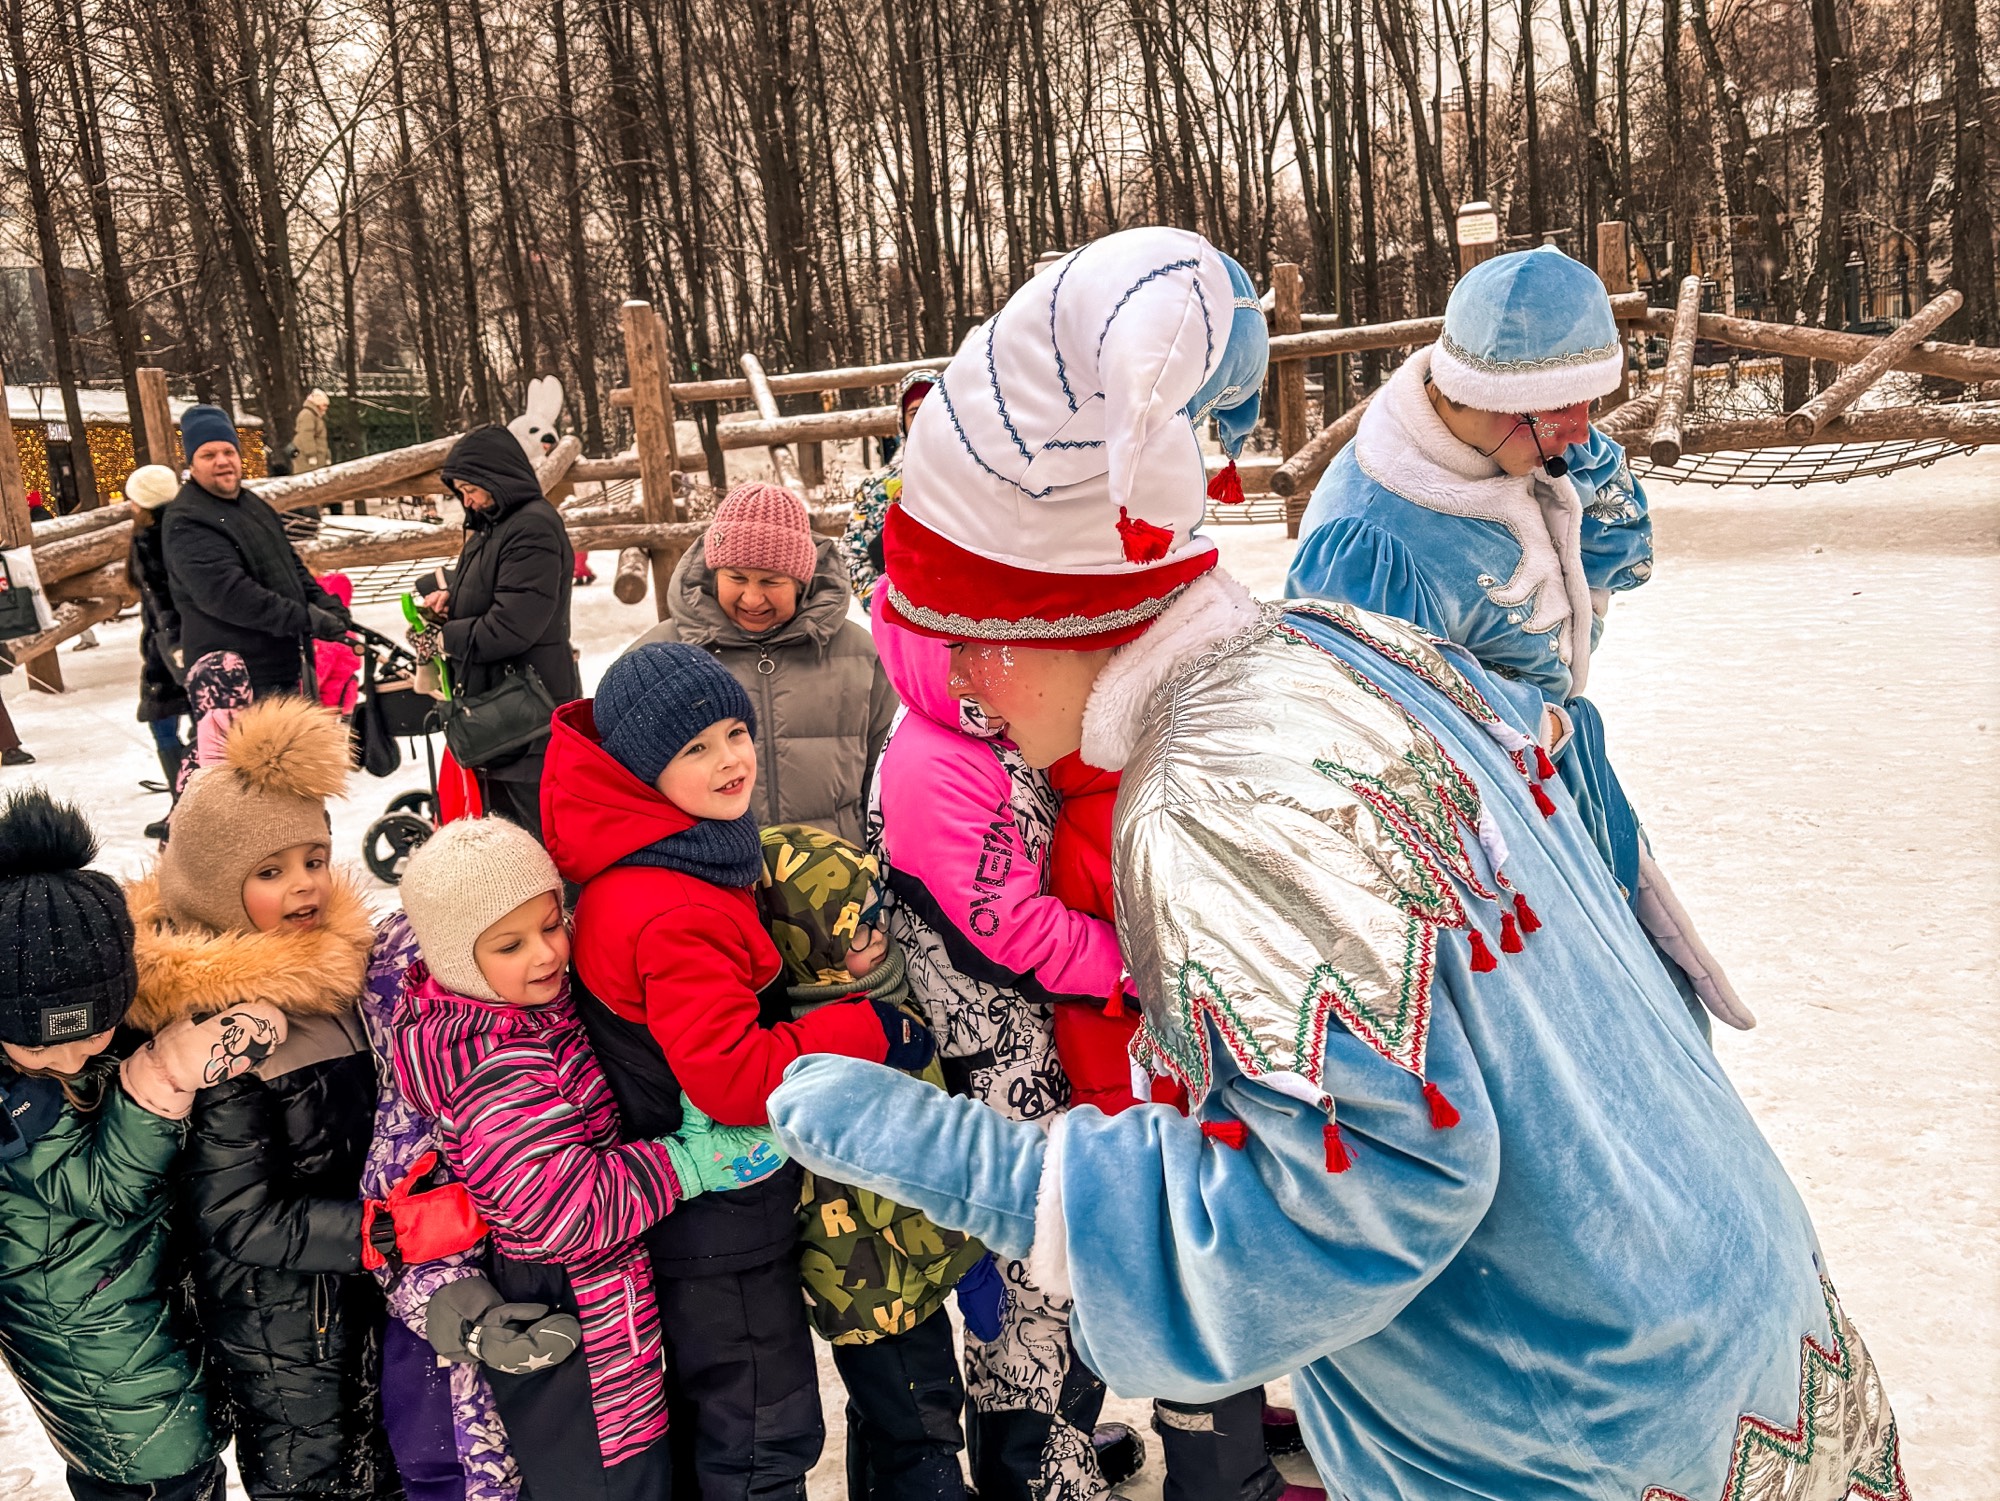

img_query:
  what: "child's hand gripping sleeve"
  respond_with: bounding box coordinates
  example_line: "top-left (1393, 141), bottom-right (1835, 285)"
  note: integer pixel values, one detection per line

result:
top-left (121, 1003), bottom-right (288, 1119)
top-left (362, 1150), bottom-right (490, 1273)
top-left (768, 1054), bottom-right (1047, 1258)
top-left (662, 1092), bottom-right (789, 1196)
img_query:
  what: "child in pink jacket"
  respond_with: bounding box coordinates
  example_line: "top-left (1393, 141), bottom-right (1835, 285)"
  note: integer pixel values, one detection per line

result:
top-left (867, 593), bottom-right (1136, 1501)
top-left (389, 817), bottom-right (785, 1501)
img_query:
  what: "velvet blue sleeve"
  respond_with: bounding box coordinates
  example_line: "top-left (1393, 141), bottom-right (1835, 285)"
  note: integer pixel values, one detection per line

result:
top-left (1056, 1000), bottom-right (1499, 1402)
top-left (1571, 427), bottom-right (1654, 594)
top-left (1285, 515), bottom-right (1452, 638)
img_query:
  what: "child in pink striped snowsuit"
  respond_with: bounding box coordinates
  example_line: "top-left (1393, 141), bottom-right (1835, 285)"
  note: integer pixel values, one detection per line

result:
top-left (389, 817), bottom-right (787, 1501)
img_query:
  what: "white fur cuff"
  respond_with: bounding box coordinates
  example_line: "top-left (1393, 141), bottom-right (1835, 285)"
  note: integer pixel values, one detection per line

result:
top-left (1024, 1114), bottom-right (1072, 1301)
top-left (1428, 342), bottom-right (1624, 414)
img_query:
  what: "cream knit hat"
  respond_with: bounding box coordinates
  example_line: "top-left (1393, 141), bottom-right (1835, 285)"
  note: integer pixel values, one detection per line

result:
top-left (399, 818), bottom-right (563, 1001)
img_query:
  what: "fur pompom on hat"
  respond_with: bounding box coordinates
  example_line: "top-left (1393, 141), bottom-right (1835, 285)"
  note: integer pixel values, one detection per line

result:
top-left (157, 696), bottom-right (350, 935)
top-left (399, 818), bottom-right (563, 1002)
top-left (704, 482), bottom-right (816, 586)
top-left (0, 789), bottom-right (135, 1047)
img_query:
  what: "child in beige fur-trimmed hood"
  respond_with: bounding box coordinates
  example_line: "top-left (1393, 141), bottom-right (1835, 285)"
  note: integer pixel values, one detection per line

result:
top-left (127, 695), bottom-right (404, 1501)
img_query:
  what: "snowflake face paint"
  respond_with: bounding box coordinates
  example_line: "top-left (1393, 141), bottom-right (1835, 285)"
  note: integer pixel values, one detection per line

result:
top-left (946, 642), bottom-right (1113, 769)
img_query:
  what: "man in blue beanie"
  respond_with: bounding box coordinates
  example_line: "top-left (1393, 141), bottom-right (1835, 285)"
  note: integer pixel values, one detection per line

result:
top-left (162, 403), bottom-right (352, 699)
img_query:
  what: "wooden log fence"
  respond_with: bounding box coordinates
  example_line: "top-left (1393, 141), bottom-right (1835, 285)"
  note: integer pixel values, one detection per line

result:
top-left (1649, 277), bottom-right (1707, 466)
top-left (1783, 291), bottom-right (1962, 439)
top-left (739, 353), bottom-right (807, 493)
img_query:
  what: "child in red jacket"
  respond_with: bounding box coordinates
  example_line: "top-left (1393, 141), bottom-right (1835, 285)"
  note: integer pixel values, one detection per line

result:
top-left (543, 641), bottom-right (934, 1501)
top-left (1044, 751), bottom-right (1318, 1501)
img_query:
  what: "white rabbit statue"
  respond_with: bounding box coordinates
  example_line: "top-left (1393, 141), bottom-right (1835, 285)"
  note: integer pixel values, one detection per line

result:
top-left (507, 376), bottom-right (565, 463)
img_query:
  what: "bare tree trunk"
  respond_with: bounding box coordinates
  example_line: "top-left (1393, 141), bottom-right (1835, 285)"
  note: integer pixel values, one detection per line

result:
top-left (384, 0), bottom-right (448, 426)
top-left (552, 0), bottom-right (604, 451)
top-left (1523, 0), bottom-right (1545, 238)
top-left (435, 0), bottom-right (493, 421)
top-left (55, 0), bottom-right (145, 463)
top-left (6, 0), bottom-right (99, 507)
top-left (466, 0), bottom-right (537, 382)
top-left (1940, 0), bottom-right (1997, 344)
top-left (1352, 0), bottom-right (1384, 382)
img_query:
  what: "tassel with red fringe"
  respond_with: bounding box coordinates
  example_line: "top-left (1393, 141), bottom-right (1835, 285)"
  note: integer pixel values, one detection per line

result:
top-left (1535, 745), bottom-right (1558, 781)
top-left (1468, 928), bottom-right (1498, 972)
top-left (1323, 1122), bottom-right (1353, 1173)
top-left (1206, 459), bottom-right (1246, 506)
top-left (1202, 1120), bottom-right (1249, 1150)
top-left (1531, 782), bottom-right (1557, 818)
top-left (1514, 892), bottom-right (1542, 933)
top-left (1116, 506), bottom-right (1175, 564)
top-left (1104, 977), bottom-right (1128, 1019)
top-left (1423, 1080), bottom-right (1461, 1130)
top-left (1499, 911), bottom-right (1523, 954)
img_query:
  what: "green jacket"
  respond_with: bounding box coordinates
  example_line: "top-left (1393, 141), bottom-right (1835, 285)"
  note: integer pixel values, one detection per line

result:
top-left (0, 1072), bottom-right (219, 1482)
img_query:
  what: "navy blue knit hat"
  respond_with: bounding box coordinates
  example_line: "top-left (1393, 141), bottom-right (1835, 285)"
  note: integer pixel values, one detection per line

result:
top-left (596, 642), bottom-right (756, 787)
top-left (179, 404), bottom-right (240, 463)
top-left (0, 790), bottom-right (135, 1048)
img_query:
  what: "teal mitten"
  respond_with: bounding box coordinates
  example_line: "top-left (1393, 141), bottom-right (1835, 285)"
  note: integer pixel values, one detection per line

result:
top-left (768, 1055), bottom-right (1045, 1257)
top-left (663, 1094), bottom-right (788, 1196)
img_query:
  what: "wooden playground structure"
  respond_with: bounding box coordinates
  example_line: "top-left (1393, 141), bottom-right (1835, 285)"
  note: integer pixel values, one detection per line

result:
top-left (3, 221), bottom-right (1996, 695)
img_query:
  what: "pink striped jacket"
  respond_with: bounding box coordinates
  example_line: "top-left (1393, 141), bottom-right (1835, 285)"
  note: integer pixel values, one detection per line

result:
top-left (390, 966), bottom-right (681, 1467)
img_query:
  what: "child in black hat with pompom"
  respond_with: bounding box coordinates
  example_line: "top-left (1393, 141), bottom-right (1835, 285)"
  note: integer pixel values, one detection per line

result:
top-left (0, 786), bottom-right (287, 1501)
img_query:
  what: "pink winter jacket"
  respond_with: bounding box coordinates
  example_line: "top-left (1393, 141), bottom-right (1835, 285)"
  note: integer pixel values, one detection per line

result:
top-left (870, 592), bottom-right (1122, 1009)
top-left (391, 967), bottom-right (679, 1467)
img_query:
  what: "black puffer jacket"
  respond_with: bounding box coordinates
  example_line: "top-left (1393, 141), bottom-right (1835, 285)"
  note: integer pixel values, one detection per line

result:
top-left (160, 479), bottom-right (345, 697)
top-left (129, 518), bottom-right (189, 723)
top-left (128, 869), bottom-right (397, 1501)
top-left (439, 427), bottom-right (578, 783)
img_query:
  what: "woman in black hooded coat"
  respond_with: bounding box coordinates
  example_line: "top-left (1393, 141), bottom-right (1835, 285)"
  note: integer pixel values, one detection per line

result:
top-left (417, 427), bottom-right (578, 838)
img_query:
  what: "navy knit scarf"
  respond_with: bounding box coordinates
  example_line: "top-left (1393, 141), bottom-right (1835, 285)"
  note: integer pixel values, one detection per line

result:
top-left (617, 811), bottom-right (765, 888)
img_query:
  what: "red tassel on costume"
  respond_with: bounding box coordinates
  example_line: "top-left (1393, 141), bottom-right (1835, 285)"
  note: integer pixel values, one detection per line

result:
top-left (1423, 1080), bottom-right (1462, 1130)
top-left (1202, 1120), bottom-right (1250, 1150)
top-left (1104, 977), bottom-right (1128, 1019)
top-left (1116, 506), bottom-right (1175, 564)
top-left (1468, 928), bottom-right (1498, 972)
top-left (1534, 746), bottom-right (1558, 781)
top-left (1531, 782), bottom-right (1557, 818)
top-left (1323, 1122), bottom-right (1353, 1173)
top-left (1499, 911), bottom-right (1523, 954)
top-left (1206, 459), bottom-right (1246, 506)
top-left (1514, 892), bottom-right (1542, 933)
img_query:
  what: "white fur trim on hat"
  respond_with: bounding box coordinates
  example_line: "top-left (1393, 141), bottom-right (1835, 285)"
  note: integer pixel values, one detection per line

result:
top-left (399, 818), bottom-right (563, 1002)
top-left (1428, 337), bottom-right (1624, 413)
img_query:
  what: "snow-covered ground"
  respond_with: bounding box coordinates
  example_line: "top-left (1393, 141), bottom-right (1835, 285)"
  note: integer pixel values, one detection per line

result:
top-left (0, 451), bottom-right (1994, 1498)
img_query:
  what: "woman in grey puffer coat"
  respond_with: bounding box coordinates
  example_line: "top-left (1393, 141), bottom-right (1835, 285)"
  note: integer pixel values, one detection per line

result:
top-left (626, 482), bottom-right (898, 845)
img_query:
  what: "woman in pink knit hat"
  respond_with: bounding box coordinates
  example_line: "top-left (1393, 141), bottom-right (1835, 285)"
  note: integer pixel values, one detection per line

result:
top-left (625, 481), bottom-right (897, 845)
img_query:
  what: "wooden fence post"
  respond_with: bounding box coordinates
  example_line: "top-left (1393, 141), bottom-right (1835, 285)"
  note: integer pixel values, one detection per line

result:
top-left (622, 300), bottom-right (682, 618)
top-left (740, 354), bottom-right (807, 493)
top-left (1648, 275), bottom-right (1706, 466)
top-left (136, 368), bottom-right (176, 469)
top-left (1597, 222), bottom-right (1634, 405)
top-left (1272, 264), bottom-right (1307, 466)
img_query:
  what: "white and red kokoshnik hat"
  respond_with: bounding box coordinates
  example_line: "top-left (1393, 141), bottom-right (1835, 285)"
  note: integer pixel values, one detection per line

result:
top-left (882, 226), bottom-right (1268, 650)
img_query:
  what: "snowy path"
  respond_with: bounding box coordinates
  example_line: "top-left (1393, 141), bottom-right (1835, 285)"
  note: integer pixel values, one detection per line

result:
top-left (0, 454), bottom-right (1994, 1498)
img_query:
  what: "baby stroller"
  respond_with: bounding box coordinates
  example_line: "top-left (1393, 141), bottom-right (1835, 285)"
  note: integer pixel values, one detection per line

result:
top-left (349, 623), bottom-right (452, 883)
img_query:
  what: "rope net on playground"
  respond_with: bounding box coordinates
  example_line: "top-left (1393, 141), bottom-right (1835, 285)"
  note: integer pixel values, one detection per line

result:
top-left (1625, 363), bottom-right (1978, 488)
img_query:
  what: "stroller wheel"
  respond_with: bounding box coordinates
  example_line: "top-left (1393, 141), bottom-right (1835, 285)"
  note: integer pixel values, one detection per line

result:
top-left (387, 789), bottom-right (438, 823)
top-left (364, 812), bottom-right (434, 885)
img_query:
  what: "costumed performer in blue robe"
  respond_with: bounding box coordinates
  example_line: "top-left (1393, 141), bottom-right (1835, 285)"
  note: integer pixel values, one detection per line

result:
top-left (1285, 248), bottom-right (1750, 1034)
top-left (765, 227), bottom-right (1907, 1501)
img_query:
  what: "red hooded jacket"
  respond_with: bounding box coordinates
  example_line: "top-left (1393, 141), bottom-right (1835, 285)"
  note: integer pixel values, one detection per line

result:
top-left (542, 700), bottom-right (887, 1127)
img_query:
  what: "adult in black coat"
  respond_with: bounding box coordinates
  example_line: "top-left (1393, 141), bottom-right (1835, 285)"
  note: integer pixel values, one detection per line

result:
top-left (161, 406), bottom-right (351, 699)
top-left (417, 426), bottom-right (577, 837)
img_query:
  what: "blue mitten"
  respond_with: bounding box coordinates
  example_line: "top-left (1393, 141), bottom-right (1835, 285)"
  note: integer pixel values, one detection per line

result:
top-left (768, 1055), bottom-right (1045, 1257)
top-left (953, 1252), bottom-right (1008, 1343)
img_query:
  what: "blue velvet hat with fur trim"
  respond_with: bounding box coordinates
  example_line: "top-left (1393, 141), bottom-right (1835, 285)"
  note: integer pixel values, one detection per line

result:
top-left (1429, 247), bottom-right (1622, 412)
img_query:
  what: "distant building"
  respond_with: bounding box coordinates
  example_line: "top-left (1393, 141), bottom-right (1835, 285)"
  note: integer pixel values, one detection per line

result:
top-left (5, 387), bottom-right (266, 512)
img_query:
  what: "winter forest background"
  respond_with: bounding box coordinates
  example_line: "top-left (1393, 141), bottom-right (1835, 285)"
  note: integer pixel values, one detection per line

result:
top-left (3, 0), bottom-right (1997, 468)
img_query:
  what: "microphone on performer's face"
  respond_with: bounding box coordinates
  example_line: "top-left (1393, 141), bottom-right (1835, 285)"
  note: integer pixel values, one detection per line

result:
top-left (1522, 416), bottom-right (1569, 479)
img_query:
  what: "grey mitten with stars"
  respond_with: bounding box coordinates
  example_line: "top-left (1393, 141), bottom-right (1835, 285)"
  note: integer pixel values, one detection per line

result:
top-left (424, 1276), bottom-right (582, 1375)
